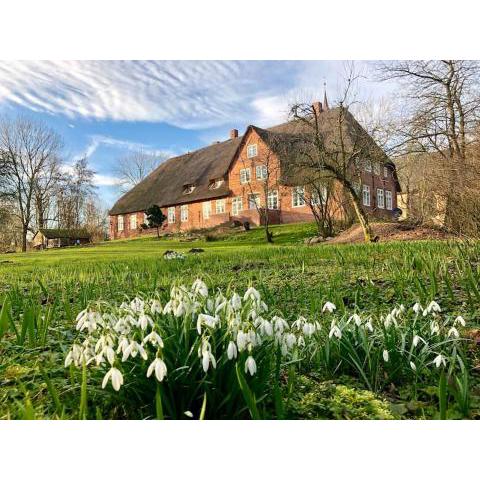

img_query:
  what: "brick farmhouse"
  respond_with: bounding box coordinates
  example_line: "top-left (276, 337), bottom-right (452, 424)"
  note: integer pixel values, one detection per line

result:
top-left (109, 100), bottom-right (401, 240)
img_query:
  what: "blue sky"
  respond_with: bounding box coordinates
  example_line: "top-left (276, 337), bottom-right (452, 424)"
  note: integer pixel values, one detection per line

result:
top-left (0, 60), bottom-right (392, 208)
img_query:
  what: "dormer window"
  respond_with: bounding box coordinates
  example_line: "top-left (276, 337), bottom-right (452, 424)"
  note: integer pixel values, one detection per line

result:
top-left (183, 184), bottom-right (195, 195)
top-left (209, 178), bottom-right (224, 190)
top-left (247, 144), bottom-right (258, 158)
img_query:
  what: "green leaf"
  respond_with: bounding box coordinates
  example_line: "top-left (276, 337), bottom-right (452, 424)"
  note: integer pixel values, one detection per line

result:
top-left (155, 384), bottom-right (164, 420)
top-left (0, 296), bottom-right (11, 338)
top-left (235, 363), bottom-right (261, 420)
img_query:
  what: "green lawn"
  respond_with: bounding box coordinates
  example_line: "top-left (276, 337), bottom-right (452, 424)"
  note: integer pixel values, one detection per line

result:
top-left (1, 222), bottom-right (479, 419)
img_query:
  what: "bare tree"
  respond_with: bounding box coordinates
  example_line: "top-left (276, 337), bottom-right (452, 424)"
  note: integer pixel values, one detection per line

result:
top-left (57, 156), bottom-right (96, 229)
top-left (285, 65), bottom-right (384, 242)
top-left (241, 136), bottom-right (283, 243)
top-left (0, 117), bottom-right (63, 251)
top-left (376, 60), bottom-right (480, 231)
top-left (115, 150), bottom-right (166, 192)
top-left (302, 179), bottom-right (349, 238)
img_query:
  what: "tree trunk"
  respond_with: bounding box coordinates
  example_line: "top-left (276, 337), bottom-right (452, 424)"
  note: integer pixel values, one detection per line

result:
top-left (265, 226), bottom-right (274, 243)
top-left (22, 224), bottom-right (28, 252)
top-left (156, 226), bottom-right (160, 238)
top-left (347, 190), bottom-right (374, 242)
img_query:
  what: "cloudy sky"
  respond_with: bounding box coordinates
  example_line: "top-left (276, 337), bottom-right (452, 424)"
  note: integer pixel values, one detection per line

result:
top-left (0, 60), bottom-right (393, 208)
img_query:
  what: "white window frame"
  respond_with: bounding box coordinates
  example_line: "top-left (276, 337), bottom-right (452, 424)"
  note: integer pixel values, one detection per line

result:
top-left (130, 214), bottom-right (137, 230)
top-left (383, 166), bottom-right (389, 178)
top-left (256, 165), bottom-right (267, 180)
top-left (143, 212), bottom-right (148, 225)
top-left (117, 215), bottom-right (124, 232)
top-left (292, 186), bottom-right (305, 207)
top-left (183, 184), bottom-right (195, 195)
top-left (365, 162), bottom-right (372, 173)
top-left (267, 190), bottom-right (279, 210)
top-left (167, 207), bottom-right (175, 224)
top-left (202, 201), bottom-right (212, 219)
top-left (216, 199), bottom-right (226, 214)
top-left (377, 188), bottom-right (385, 209)
top-left (311, 186), bottom-right (327, 206)
top-left (180, 205), bottom-right (188, 222)
top-left (240, 168), bottom-right (251, 185)
top-left (210, 178), bottom-right (224, 190)
top-left (247, 144), bottom-right (258, 158)
top-left (385, 190), bottom-right (393, 210)
top-left (248, 193), bottom-right (260, 210)
top-left (232, 196), bottom-right (243, 216)
top-left (362, 185), bottom-right (371, 207)
top-left (374, 163), bottom-right (381, 176)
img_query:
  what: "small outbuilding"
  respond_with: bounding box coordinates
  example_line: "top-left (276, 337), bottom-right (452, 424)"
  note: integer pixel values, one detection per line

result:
top-left (32, 229), bottom-right (91, 249)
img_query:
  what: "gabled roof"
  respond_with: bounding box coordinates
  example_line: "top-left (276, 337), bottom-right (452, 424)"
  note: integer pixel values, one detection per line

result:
top-left (109, 107), bottom-right (399, 215)
top-left (38, 228), bottom-right (91, 239)
top-left (109, 136), bottom-right (242, 215)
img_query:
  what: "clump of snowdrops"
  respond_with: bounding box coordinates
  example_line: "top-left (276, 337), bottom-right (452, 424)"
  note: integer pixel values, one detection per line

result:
top-left (65, 280), bottom-right (469, 419)
top-left (163, 251), bottom-right (185, 260)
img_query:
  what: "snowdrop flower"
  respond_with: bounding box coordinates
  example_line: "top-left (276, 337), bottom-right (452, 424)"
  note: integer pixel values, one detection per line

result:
top-left (138, 313), bottom-right (153, 330)
top-left (104, 346), bottom-right (116, 365)
top-left (412, 335), bottom-right (426, 348)
top-left (448, 327), bottom-right (459, 338)
top-left (329, 324), bottom-right (342, 339)
top-left (150, 300), bottom-right (162, 314)
top-left (184, 411), bottom-right (194, 418)
top-left (142, 331), bottom-right (164, 348)
top-left (383, 350), bottom-right (389, 362)
top-left (122, 341), bottom-right (148, 362)
top-left (245, 356), bottom-right (257, 376)
top-left (285, 333), bottom-right (296, 349)
top-left (116, 337), bottom-right (129, 355)
top-left (297, 335), bottom-right (305, 347)
top-left (174, 301), bottom-right (187, 318)
top-left (410, 361), bottom-right (417, 372)
top-left (349, 314), bottom-right (362, 327)
top-left (303, 322), bottom-right (316, 337)
top-left (147, 358), bottom-right (167, 382)
top-left (454, 316), bottom-right (466, 327)
top-left (230, 293), bottom-right (242, 310)
top-left (262, 319), bottom-right (273, 336)
top-left (130, 297), bottom-right (145, 313)
top-left (199, 341), bottom-right (216, 373)
top-left (273, 316), bottom-right (289, 334)
top-left (433, 354), bottom-right (447, 368)
top-left (244, 287), bottom-right (261, 303)
top-left (365, 320), bottom-right (374, 333)
top-left (102, 367), bottom-right (124, 391)
top-left (236, 330), bottom-right (248, 351)
top-left (192, 279), bottom-right (208, 297)
top-left (424, 300), bottom-right (441, 316)
top-left (196, 313), bottom-right (218, 333)
top-left (430, 321), bottom-right (440, 335)
top-left (413, 303), bottom-right (423, 314)
top-left (322, 301), bottom-right (336, 313)
top-left (227, 341), bottom-right (238, 360)
top-left (292, 316), bottom-right (306, 331)
top-left (201, 350), bottom-right (217, 372)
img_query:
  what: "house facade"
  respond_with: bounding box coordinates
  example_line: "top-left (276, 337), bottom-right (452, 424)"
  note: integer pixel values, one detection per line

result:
top-left (109, 102), bottom-right (400, 240)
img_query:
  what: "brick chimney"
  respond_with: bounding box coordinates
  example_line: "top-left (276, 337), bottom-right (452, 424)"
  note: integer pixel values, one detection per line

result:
top-left (230, 128), bottom-right (238, 139)
top-left (312, 101), bottom-right (323, 116)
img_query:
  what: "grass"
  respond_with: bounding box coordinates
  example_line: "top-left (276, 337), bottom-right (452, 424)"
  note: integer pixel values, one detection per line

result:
top-left (1, 221), bottom-right (480, 419)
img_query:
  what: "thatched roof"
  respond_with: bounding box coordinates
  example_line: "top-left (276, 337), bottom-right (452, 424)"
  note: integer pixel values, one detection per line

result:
top-left (109, 107), bottom-right (399, 215)
top-left (38, 228), bottom-right (91, 240)
top-left (109, 137), bottom-right (243, 215)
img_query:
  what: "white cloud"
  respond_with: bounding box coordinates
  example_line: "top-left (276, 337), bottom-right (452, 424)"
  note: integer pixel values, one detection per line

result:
top-left (93, 174), bottom-right (121, 187)
top-left (72, 134), bottom-right (176, 161)
top-left (0, 60), bottom-right (349, 129)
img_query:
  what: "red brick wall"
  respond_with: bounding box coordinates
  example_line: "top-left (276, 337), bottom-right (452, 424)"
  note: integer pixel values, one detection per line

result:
top-left (109, 130), bottom-right (399, 240)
